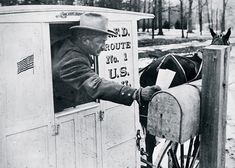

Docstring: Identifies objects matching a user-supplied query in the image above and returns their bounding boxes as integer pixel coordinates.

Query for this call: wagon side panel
[0,22,55,168]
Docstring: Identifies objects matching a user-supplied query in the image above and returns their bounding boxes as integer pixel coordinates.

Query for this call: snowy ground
[226,54,235,168]
[138,29,235,168]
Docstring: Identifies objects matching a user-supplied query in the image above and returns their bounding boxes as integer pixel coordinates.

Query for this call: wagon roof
[0,5,154,23]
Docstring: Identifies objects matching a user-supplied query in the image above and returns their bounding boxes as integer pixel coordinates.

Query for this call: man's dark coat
[52,39,136,112]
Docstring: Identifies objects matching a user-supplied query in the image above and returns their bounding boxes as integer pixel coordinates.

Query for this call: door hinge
[99,110,104,121]
[51,123,60,136]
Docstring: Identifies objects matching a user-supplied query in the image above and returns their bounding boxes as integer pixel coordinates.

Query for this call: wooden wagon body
[0,5,153,168]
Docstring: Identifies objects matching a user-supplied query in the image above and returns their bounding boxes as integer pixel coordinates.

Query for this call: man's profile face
[87,34,107,56]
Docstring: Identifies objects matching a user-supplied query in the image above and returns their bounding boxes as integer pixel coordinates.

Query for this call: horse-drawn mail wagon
[0,5,153,168]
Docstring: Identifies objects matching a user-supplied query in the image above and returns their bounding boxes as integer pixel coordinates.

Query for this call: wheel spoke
[141,157,155,168]
[181,144,184,168]
[169,148,180,168]
[150,136,200,168]
[189,146,200,168]
[153,140,172,167]
[185,138,194,168]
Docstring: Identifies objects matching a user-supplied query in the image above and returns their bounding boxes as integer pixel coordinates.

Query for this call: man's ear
[81,37,90,46]
[210,28,216,38]
[224,27,231,41]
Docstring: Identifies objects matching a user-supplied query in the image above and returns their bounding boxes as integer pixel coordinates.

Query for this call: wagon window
[49,23,99,113]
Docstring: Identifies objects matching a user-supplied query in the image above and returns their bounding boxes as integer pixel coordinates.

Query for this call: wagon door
[54,103,103,168]
[0,23,56,168]
[98,20,140,168]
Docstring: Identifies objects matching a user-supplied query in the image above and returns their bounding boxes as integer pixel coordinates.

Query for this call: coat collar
[64,38,94,65]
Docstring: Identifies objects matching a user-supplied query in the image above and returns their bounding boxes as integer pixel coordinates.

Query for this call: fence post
[200,45,230,168]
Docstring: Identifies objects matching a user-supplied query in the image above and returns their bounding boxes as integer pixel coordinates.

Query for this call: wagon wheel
[141,135,200,168]
[153,135,200,168]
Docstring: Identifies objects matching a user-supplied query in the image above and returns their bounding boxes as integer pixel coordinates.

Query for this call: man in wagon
[52,12,161,112]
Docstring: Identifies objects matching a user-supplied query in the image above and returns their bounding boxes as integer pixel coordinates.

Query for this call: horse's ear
[224,27,231,41]
[210,28,216,37]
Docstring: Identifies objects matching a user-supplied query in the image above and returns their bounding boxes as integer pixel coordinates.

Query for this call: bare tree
[216,8,219,31]
[84,0,94,6]
[142,0,147,32]
[168,0,171,30]
[221,0,229,32]
[205,0,211,28]
[147,0,151,32]
[130,0,141,31]
[188,0,194,33]
[198,0,203,35]
[97,0,105,7]
[152,0,157,39]
[157,0,163,35]
[210,0,214,29]
[179,0,185,38]
[128,0,132,10]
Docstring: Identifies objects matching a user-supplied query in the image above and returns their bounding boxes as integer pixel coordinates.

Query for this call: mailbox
[147,80,202,144]
[0,5,153,168]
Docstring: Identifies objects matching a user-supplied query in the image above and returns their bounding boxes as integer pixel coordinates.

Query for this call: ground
[227,54,235,168]
[138,29,235,168]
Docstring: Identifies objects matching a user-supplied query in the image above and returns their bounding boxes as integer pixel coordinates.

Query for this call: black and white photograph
[0,0,234,168]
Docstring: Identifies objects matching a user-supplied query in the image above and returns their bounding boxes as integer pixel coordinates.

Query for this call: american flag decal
[17,54,34,74]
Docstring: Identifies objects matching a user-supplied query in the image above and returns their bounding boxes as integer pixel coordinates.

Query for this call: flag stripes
[17,54,34,74]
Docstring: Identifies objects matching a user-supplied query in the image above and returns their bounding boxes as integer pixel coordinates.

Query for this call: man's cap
[70,12,116,36]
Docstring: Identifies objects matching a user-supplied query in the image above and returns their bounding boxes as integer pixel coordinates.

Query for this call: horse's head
[210,28,231,45]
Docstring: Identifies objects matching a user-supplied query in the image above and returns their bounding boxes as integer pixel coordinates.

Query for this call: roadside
[137,30,235,168]
[226,51,235,167]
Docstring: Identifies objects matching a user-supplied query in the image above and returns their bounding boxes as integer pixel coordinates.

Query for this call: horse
[139,27,231,168]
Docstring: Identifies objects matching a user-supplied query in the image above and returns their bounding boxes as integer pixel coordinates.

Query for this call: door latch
[51,123,60,136]
[99,110,104,121]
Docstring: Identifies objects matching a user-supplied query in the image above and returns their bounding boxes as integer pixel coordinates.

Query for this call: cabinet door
[101,105,138,168]
[55,103,102,168]
[55,113,77,168]
[78,104,102,168]
[0,23,55,168]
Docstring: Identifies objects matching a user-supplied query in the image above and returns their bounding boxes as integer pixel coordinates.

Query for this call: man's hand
[133,85,161,105]
[141,85,161,101]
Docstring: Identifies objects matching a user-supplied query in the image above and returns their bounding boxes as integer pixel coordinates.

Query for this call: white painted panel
[55,103,101,168]
[0,75,4,168]
[99,20,135,109]
[3,24,49,126]
[80,113,98,168]
[99,20,139,168]
[107,139,137,168]
[76,104,101,168]
[0,139,2,168]
[0,6,153,23]
[0,22,56,168]
[0,23,51,127]
[103,105,135,148]
[6,126,49,168]
[56,119,76,168]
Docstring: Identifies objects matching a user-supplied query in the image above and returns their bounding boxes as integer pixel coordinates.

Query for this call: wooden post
[200,45,230,168]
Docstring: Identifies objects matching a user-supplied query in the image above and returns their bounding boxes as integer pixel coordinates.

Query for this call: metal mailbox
[147,80,202,144]
[0,5,153,168]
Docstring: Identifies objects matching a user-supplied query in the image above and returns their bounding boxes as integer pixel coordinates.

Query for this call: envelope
[156,69,176,90]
